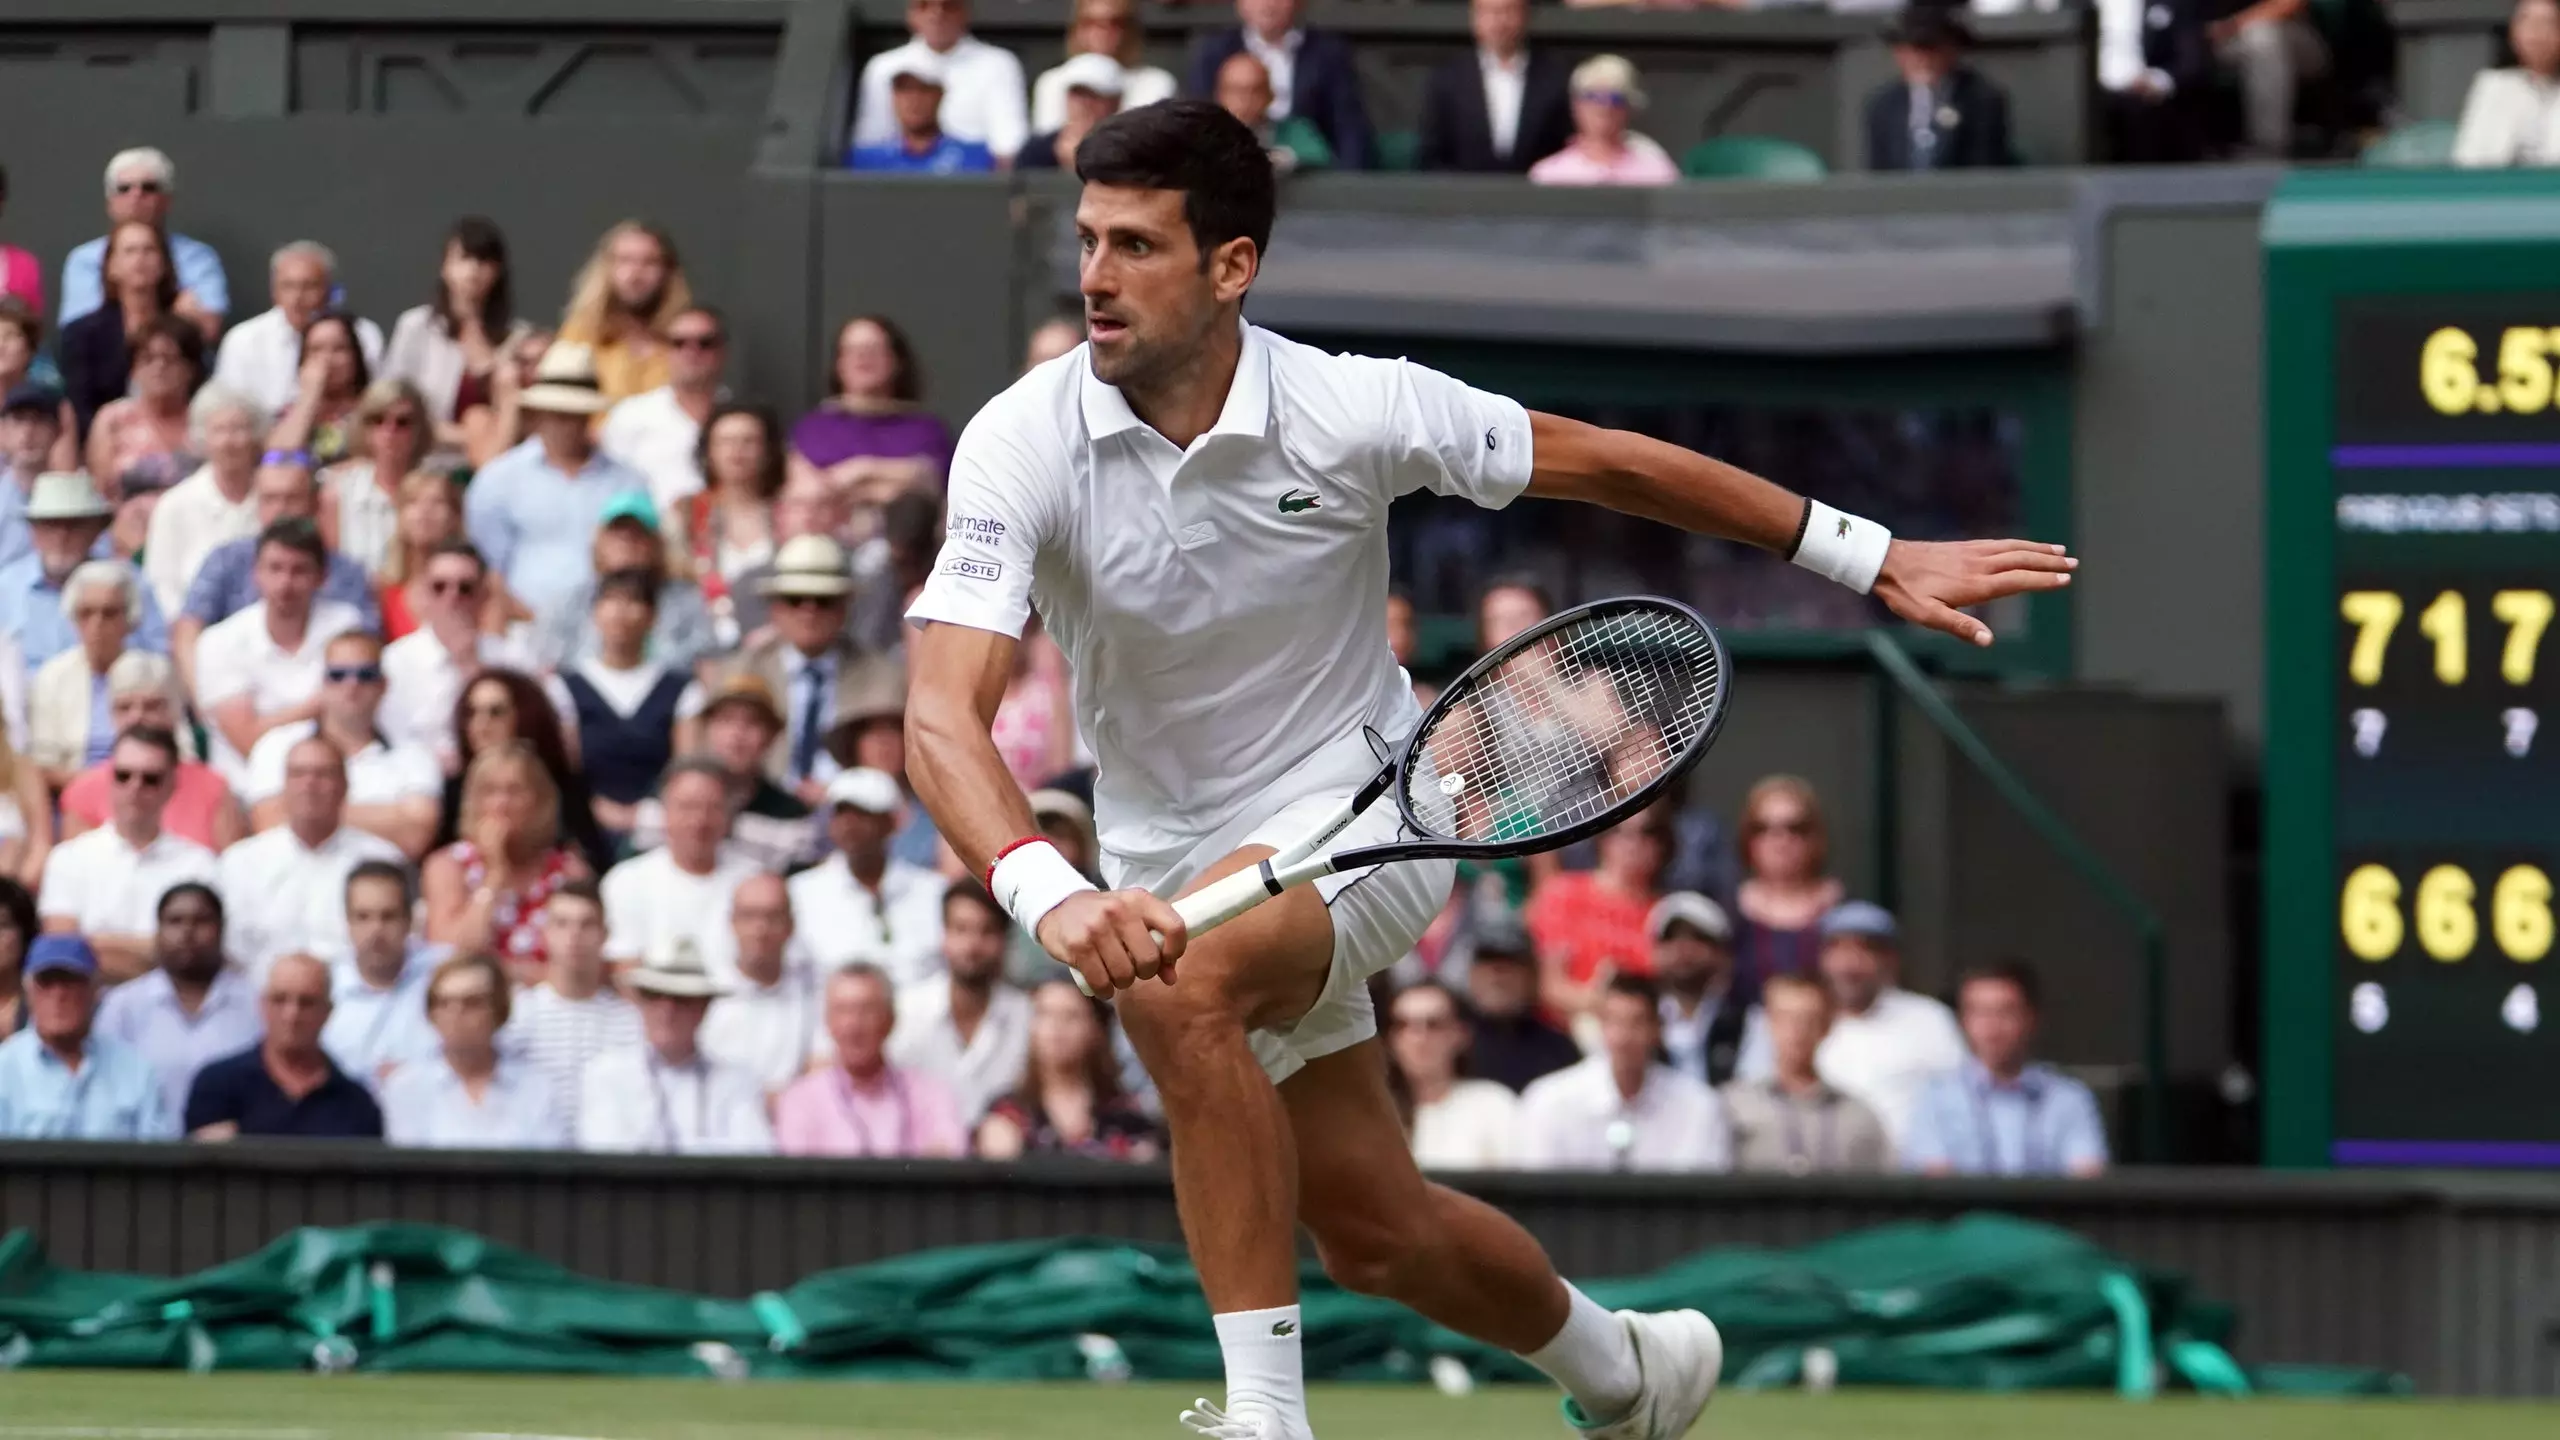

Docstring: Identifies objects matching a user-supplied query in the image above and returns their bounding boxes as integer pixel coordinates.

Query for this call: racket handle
[1173,865,1281,940]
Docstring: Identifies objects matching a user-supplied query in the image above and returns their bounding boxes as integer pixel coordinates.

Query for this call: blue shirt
[0,466,31,574]
[1901,1060,2110,1177]
[462,439,651,622]
[59,230,231,326]
[94,966,268,1122]
[183,1044,384,1139]
[0,554,170,670]
[178,534,380,629]
[847,135,996,174]
[0,1029,178,1140]
[321,939,448,1089]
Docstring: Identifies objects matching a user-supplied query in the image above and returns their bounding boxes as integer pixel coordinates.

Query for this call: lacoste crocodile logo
[1278,488,1322,515]
[1272,1320,1297,1337]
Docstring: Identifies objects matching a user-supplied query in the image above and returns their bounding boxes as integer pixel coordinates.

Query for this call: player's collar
[1079,319,1271,446]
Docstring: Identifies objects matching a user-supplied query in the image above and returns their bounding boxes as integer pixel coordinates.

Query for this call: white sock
[1524,1284,1643,1424]
[1212,1304,1309,1431]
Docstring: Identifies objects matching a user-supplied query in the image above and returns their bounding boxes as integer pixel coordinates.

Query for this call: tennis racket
[1166,593,1732,942]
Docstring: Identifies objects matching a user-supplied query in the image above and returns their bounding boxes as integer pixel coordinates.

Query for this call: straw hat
[519,341,612,417]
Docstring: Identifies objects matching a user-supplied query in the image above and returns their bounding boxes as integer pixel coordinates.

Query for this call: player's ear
[1208,236,1258,306]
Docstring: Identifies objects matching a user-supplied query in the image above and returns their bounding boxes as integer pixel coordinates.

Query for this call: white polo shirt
[888,973,1032,1123]
[37,826,220,939]
[216,824,406,981]
[576,1048,775,1155]
[851,35,1030,160]
[378,627,566,764]
[210,307,387,416]
[241,720,442,810]
[194,598,366,786]
[905,327,1533,872]
[1514,1055,1733,1172]
[785,856,948,987]
[598,384,712,510]
[597,846,764,974]
[1811,986,1967,1152]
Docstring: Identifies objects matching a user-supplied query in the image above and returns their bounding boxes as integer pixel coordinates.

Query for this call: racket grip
[1172,864,1285,941]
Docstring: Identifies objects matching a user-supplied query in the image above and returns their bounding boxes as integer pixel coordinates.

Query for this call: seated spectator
[0,163,37,313]
[555,222,689,409]
[2210,0,2327,159]
[56,656,241,852]
[0,935,175,1139]
[212,243,385,418]
[977,976,1160,1160]
[1523,804,1672,1021]
[1903,959,2109,1177]
[144,386,267,617]
[192,520,366,787]
[0,472,169,671]
[1419,0,1575,175]
[852,0,1030,166]
[466,325,557,470]
[60,224,197,448]
[59,148,227,336]
[774,963,965,1157]
[1215,52,1333,173]
[1022,316,1083,372]
[461,341,652,622]
[1386,979,1518,1170]
[104,448,187,577]
[319,379,433,579]
[2094,0,2211,162]
[701,874,824,1097]
[1462,919,1581,1093]
[0,879,29,1032]
[578,938,774,1154]
[183,953,383,1140]
[1188,0,1374,168]
[261,311,372,468]
[715,535,907,795]
[94,882,260,1117]
[380,544,550,766]
[1792,900,1963,1152]
[243,630,442,860]
[988,622,1075,790]
[2456,0,2560,165]
[422,742,591,983]
[171,460,379,694]
[789,767,947,982]
[599,304,729,513]
[320,860,445,1089]
[218,736,404,980]
[1649,892,1768,1089]
[1037,0,1177,134]
[382,950,570,1149]
[428,668,606,871]
[378,471,507,641]
[720,471,844,641]
[1732,775,1846,994]
[30,560,150,789]
[600,758,761,974]
[1517,974,1731,1171]
[534,493,715,674]
[787,317,953,529]
[87,316,204,499]
[565,574,690,836]
[1530,55,1678,186]
[41,727,221,980]
[672,403,784,645]
[0,739,43,889]
[503,880,640,1131]
[381,217,532,461]
[634,673,823,872]
[1866,6,2015,170]
[1721,972,1890,1175]
[0,376,74,571]
[1018,54,1126,171]
[890,881,1029,1122]
[848,488,944,658]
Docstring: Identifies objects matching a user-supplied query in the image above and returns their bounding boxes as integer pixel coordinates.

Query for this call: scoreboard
[2264,174,2560,1168]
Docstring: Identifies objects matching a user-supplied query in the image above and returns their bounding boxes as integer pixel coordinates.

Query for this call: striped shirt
[501,985,641,1131]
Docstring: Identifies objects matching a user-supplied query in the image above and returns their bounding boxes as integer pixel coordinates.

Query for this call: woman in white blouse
[381,950,571,1149]
[1030,0,1176,132]
[2455,0,2560,166]
[379,217,533,462]
[319,379,434,580]
[1387,979,1521,1171]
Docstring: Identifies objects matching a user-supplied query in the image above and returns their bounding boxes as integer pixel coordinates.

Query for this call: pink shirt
[1528,135,1681,187]
[772,1064,968,1158]
[1,246,40,314]
[62,760,233,850]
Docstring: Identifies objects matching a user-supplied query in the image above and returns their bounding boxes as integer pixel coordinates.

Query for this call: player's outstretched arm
[1522,411,2074,646]
[906,620,1185,993]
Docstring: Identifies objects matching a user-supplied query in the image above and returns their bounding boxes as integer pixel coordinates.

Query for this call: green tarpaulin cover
[0,1214,2408,1395]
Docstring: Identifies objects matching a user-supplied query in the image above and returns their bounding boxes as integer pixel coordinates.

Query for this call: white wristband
[989,839,1098,939]
[1789,499,1893,596]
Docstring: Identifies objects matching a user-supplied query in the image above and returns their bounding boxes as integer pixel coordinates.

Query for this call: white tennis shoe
[1178,1398,1314,1440]
[1561,1309,1725,1440]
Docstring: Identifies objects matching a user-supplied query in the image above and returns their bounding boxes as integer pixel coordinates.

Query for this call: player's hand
[1037,888,1189,995]
[1873,538,2075,647]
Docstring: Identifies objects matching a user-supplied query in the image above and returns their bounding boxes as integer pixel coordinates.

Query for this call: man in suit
[2098,0,2211,161]
[1418,0,1574,173]
[712,534,906,800]
[1863,6,2016,171]
[1186,0,1376,169]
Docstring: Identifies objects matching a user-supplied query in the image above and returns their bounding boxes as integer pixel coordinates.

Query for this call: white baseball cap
[825,766,903,815]
[1647,892,1732,944]
[1055,52,1128,98]
[883,50,949,88]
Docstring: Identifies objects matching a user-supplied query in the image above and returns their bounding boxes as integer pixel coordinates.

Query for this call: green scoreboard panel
[2264,173,2560,1168]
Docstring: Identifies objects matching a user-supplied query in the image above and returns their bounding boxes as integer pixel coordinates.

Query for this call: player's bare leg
[1286,1041,1723,1438]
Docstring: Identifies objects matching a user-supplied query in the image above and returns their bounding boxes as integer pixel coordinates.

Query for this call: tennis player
[906,100,2073,1440]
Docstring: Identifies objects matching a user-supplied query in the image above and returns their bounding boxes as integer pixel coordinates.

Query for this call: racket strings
[1403,604,1723,843]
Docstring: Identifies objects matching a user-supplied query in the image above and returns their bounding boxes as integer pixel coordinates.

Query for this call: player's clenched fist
[1037,888,1189,994]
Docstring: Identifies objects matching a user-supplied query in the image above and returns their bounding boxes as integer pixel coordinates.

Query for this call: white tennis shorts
[1105,790,1455,1085]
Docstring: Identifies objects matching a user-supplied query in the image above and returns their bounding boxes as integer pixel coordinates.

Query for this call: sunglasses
[325,664,384,684]
[1575,90,1633,109]
[775,594,842,610]
[670,333,725,351]
[114,180,167,196]
[113,767,170,787]
[428,577,479,597]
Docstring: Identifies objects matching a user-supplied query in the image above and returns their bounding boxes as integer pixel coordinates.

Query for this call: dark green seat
[1680,135,1827,182]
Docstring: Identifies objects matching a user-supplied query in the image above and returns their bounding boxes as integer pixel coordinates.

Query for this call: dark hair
[345,858,416,909]
[881,488,944,574]
[0,876,38,961]
[455,667,576,781]
[113,724,182,766]
[158,881,224,924]
[434,216,515,339]
[593,566,660,611]
[693,402,784,499]
[425,537,487,575]
[1380,977,1477,1129]
[548,876,604,910]
[131,312,205,385]
[0,296,43,351]
[942,878,1007,930]
[298,311,373,394]
[1013,974,1127,1111]
[1958,957,2042,1012]
[829,314,924,403]
[256,515,329,570]
[1602,971,1664,1013]
[1074,100,1276,270]
[107,220,182,313]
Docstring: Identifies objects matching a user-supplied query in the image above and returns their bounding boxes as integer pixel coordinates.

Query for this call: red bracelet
[984,835,1053,891]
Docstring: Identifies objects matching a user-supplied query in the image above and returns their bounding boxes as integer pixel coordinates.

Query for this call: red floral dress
[447,841,575,984]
